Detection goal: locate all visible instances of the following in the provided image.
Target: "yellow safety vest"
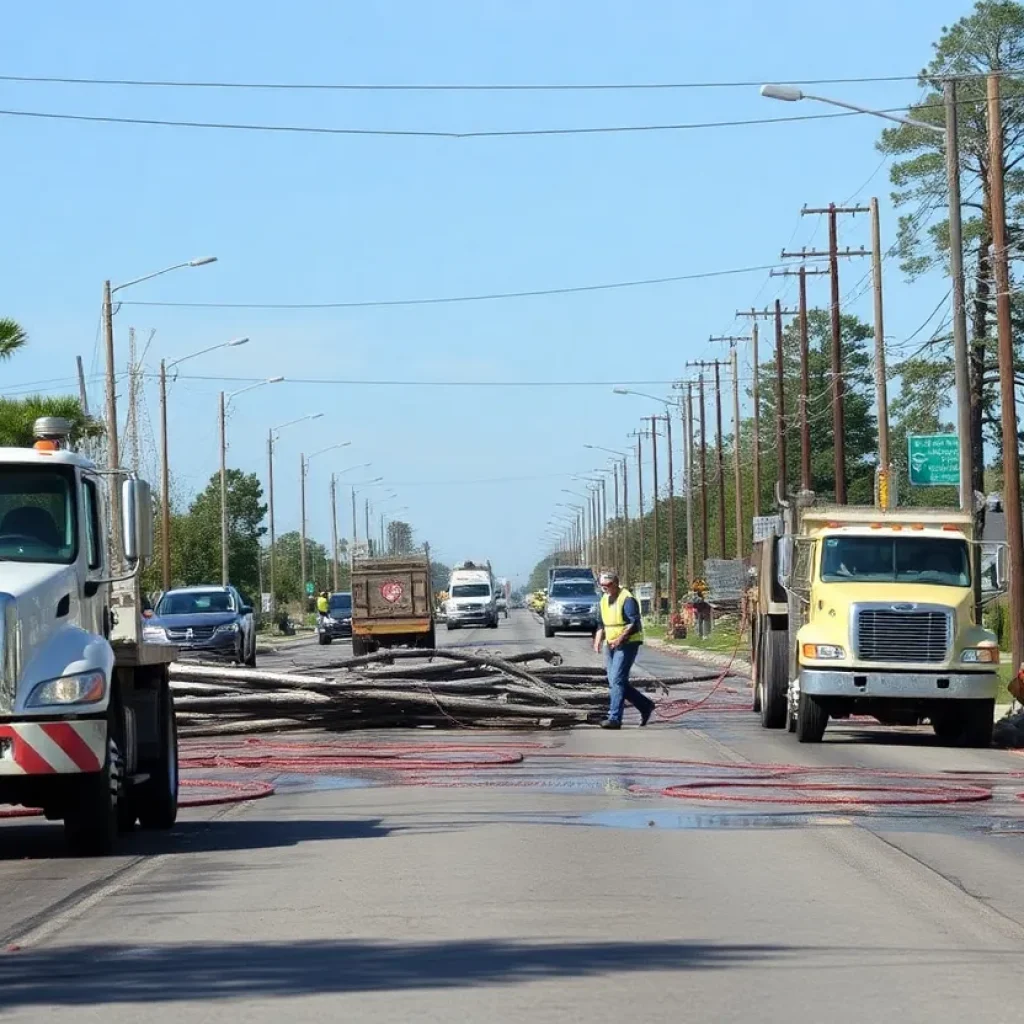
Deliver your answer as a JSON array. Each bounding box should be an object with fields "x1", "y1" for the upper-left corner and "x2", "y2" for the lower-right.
[
  {"x1": 316, "y1": 596, "x2": 329, "y2": 614},
  {"x1": 600, "y1": 588, "x2": 643, "y2": 645}
]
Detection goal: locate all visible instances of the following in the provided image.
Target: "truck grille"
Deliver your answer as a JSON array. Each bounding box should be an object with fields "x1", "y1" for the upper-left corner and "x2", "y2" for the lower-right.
[
  {"x1": 167, "y1": 625, "x2": 217, "y2": 642},
  {"x1": 855, "y1": 608, "x2": 951, "y2": 664},
  {"x1": 564, "y1": 604, "x2": 595, "y2": 615}
]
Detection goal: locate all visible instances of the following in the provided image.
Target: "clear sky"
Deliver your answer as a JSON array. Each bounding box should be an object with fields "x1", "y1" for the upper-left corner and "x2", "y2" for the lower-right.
[{"x1": 2, "y1": 0, "x2": 972, "y2": 586}]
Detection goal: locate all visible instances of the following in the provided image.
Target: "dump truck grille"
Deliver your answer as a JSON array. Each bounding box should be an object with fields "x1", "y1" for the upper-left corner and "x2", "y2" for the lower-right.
[{"x1": 854, "y1": 608, "x2": 951, "y2": 664}]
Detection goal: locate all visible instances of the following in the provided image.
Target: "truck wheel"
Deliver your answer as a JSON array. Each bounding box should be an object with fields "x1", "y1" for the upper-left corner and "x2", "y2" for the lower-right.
[
  {"x1": 751, "y1": 624, "x2": 762, "y2": 713},
  {"x1": 423, "y1": 625, "x2": 436, "y2": 650},
  {"x1": 318, "y1": 633, "x2": 330, "y2": 646},
  {"x1": 64, "y1": 727, "x2": 122, "y2": 856},
  {"x1": 489, "y1": 616, "x2": 499, "y2": 629},
  {"x1": 796, "y1": 691, "x2": 828, "y2": 743},
  {"x1": 760, "y1": 627, "x2": 787, "y2": 729},
  {"x1": 933, "y1": 700, "x2": 994, "y2": 748},
  {"x1": 352, "y1": 636, "x2": 366, "y2": 656},
  {"x1": 544, "y1": 624, "x2": 555, "y2": 639},
  {"x1": 137, "y1": 679, "x2": 179, "y2": 830}
]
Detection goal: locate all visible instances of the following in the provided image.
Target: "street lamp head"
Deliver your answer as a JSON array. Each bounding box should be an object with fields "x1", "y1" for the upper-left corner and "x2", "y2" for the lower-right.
[
  {"x1": 189, "y1": 256, "x2": 218, "y2": 267},
  {"x1": 228, "y1": 337, "x2": 249, "y2": 347},
  {"x1": 760, "y1": 84, "x2": 804, "y2": 102},
  {"x1": 266, "y1": 376, "x2": 285, "y2": 384},
  {"x1": 612, "y1": 388, "x2": 630, "y2": 395},
  {"x1": 310, "y1": 412, "x2": 325, "y2": 421}
]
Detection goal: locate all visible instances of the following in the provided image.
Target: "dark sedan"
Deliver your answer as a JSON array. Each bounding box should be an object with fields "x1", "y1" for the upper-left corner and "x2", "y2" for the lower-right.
[
  {"x1": 144, "y1": 586, "x2": 256, "y2": 665},
  {"x1": 317, "y1": 592, "x2": 353, "y2": 645}
]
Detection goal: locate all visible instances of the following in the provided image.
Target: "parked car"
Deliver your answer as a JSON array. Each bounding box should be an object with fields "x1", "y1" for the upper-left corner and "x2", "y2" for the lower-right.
[
  {"x1": 317, "y1": 591, "x2": 353, "y2": 644},
  {"x1": 543, "y1": 579, "x2": 601, "y2": 638},
  {"x1": 143, "y1": 585, "x2": 257, "y2": 665},
  {"x1": 987, "y1": 492, "x2": 1004, "y2": 512}
]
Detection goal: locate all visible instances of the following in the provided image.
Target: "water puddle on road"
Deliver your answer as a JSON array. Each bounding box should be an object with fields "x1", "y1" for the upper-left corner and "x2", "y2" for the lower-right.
[{"x1": 271, "y1": 773, "x2": 377, "y2": 792}]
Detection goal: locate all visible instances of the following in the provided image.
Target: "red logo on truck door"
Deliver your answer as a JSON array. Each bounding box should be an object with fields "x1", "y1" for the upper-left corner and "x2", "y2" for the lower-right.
[{"x1": 380, "y1": 581, "x2": 404, "y2": 604}]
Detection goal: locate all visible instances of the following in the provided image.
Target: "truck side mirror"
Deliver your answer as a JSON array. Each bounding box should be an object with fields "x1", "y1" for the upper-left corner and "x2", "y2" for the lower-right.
[
  {"x1": 979, "y1": 541, "x2": 1008, "y2": 602},
  {"x1": 121, "y1": 479, "x2": 154, "y2": 563}
]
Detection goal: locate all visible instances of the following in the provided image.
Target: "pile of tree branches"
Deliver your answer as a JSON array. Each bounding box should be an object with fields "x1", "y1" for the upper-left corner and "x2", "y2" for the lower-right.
[{"x1": 169, "y1": 648, "x2": 719, "y2": 736}]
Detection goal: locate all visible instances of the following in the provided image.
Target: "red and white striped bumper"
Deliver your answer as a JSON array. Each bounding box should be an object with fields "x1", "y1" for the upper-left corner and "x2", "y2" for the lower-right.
[{"x1": 0, "y1": 721, "x2": 106, "y2": 775}]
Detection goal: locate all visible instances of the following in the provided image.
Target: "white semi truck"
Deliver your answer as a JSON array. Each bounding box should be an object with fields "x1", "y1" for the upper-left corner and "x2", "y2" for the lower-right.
[{"x1": 0, "y1": 417, "x2": 178, "y2": 854}]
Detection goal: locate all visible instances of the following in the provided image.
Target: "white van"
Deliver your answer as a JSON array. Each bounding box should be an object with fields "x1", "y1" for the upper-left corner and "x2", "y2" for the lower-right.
[{"x1": 446, "y1": 562, "x2": 498, "y2": 630}]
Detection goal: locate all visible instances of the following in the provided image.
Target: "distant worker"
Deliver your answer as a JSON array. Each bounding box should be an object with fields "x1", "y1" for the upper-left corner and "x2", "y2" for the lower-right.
[
  {"x1": 593, "y1": 570, "x2": 654, "y2": 730},
  {"x1": 316, "y1": 590, "x2": 329, "y2": 622}
]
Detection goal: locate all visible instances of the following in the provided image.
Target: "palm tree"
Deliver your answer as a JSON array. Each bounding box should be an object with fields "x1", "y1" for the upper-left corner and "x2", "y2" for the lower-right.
[{"x1": 0, "y1": 319, "x2": 27, "y2": 361}]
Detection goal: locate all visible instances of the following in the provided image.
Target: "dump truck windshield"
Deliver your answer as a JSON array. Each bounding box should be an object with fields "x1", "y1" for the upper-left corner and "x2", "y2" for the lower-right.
[
  {"x1": 0, "y1": 466, "x2": 77, "y2": 564},
  {"x1": 820, "y1": 536, "x2": 970, "y2": 588}
]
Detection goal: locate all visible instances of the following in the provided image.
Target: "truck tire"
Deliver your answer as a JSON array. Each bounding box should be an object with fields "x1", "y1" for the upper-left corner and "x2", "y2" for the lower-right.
[
  {"x1": 318, "y1": 632, "x2": 331, "y2": 645},
  {"x1": 759, "y1": 627, "x2": 788, "y2": 729},
  {"x1": 796, "y1": 690, "x2": 828, "y2": 743},
  {"x1": 137, "y1": 679, "x2": 179, "y2": 830},
  {"x1": 352, "y1": 635, "x2": 366, "y2": 656},
  {"x1": 932, "y1": 699, "x2": 994, "y2": 748},
  {"x1": 544, "y1": 624, "x2": 555, "y2": 639},
  {"x1": 489, "y1": 616, "x2": 499, "y2": 629},
  {"x1": 751, "y1": 624, "x2": 762, "y2": 713},
  {"x1": 64, "y1": 717, "x2": 122, "y2": 856},
  {"x1": 423, "y1": 625, "x2": 436, "y2": 650}
]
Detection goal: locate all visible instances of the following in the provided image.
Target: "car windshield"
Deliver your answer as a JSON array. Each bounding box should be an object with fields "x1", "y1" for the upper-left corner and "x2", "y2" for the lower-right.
[
  {"x1": 551, "y1": 583, "x2": 599, "y2": 598},
  {"x1": 329, "y1": 594, "x2": 352, "y2": 614},
  {"x1": 0, "y1": 466, "x2": 77, "y2": 564},
  {"x1": 819, "y1": 536, "x2": 970, "y2": 587},
  {"x1": 452, "y1": 584, "x2": 490, "y2": 597},
  {"x1": 157, "y1": 591, "x2": 236, "y2": 615},
  {"x1": 552, "y1": 568, "x2": 593, "y2": 581}
]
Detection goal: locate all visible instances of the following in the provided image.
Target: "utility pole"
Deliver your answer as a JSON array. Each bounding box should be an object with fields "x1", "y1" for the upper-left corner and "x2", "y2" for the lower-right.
[
  {"x1": 662, "y1": 410, "x2": 677, "y2": 608},
  {"x1": 738, "y1": 306, "x2": 799, "y2": 503},
  {"x1": 621, "y1": 455, "x2": 630, "y2": 585},
  {"x1": 299, "y1": 454, "x2": 308, "y2": 602},
  {"x1": 769, "y1": 267, "x2": 829, "y2": 494},
  {"x1": 612, "y1": 463, "x2": 621, "y2": 573},
  {"x1": 784, "y1": 204, "x2": 869, "y2": 504},
  {"x1": 988, "y1": 72, "x2": 1024, "y2": 677},
  {"x1": 76, "y1": 355, "x2": 90, "y2": 416},
  {"x1": 644, "y1": 416, "x2": 662, "y2": 612},
  {"x1": 684, "y1": 384, "x2": 695, "y2": 584},
  {"x1": 698, "y1": 377, "x2": 708, "y2": 562},
  {"x1": 219, "y1": 391, "x2": 229, "y2": 585},
  {"x1": 709, "y1": 340, "x2": 749, "y2": 558},
  {"x1": 330, "y1": 474, "x2": 339, "y2": 591},
  {"x1": 945, "y1": 77, "x2": 975, "y2": 514},
  {"x1": 733, "y1": 316, "x2": 764, "y2": 516},
  {"x1": 629, "y1": 430, "x2": 647, "y2": 584},
  {"x1": 351, "y1": 487, "x2": 358, "y2": 548},
  {"x1": 689, "y1": 360, "x2": 729, "y2": 558},
  {"x1": 870, "y1": 196, "x2": 890, "y2": 501},
  {"x1": 159, "y1": 359, "x2": 171, "y2": 590},
  {"x1": 102, "y1": 279, "x2": 122, "y2": 565},
  {"x1": 268, "y1": 432, "x2": 276, "y2": 614}
]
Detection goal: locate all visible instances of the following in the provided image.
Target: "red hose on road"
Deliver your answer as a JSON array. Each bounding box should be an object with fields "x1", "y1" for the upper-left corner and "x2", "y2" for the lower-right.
[{"x1": 657, "y1": 779, "x2": 993, "y2": 805}]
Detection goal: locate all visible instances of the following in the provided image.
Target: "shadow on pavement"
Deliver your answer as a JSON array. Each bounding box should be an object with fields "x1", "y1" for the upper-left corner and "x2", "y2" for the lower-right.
[{"x1": 0, "y1": 938, "x2": 795, "y2": 1005}]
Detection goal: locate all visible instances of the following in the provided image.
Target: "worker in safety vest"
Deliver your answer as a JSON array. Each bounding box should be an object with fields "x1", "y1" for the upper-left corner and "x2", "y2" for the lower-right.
[
  {"x1": 316, "y1": 591, "x2": 330, "y2": 621},
  {"x1": 593, "y1": 570, "x2": 655, "y2": 729}
]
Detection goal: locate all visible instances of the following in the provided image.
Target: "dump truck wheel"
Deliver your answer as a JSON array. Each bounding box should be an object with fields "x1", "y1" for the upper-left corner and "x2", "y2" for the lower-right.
[
  {"x1": 796, "y1": 690, "x2": 828, "y2": 743},
  {"x1": 934, "y1": 699, "x2": 994, "y2": 748},
  {"x1": 138, "y1": 680, "x2": 179, "y2": 830},
  {"x1": 751, "y1": 624, "x2": 762, "y2": 713},
  {"x1": 759, "y1": 627, "x2": 787, "y2": 729}
]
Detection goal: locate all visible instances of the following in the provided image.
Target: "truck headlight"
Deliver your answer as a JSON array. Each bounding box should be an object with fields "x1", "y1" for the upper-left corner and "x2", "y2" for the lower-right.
[
  {"x1": 961, "y1": 648, "x2": 999, "y2": 664},
  {"x1": 802, "y1": 643, "x2": 845, "y2": 660},
  {"x1": 143, "y1": 625, "x2": 168, "y2": 643},
  {"x1": 27, "y1": 669, "x2": 106, "y2": 707},
  {"x1": 214, "y1": 622, "x2": 240, "y2": 635}
]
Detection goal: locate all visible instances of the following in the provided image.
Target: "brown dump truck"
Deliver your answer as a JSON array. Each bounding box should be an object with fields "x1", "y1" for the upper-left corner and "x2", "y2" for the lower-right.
[{"x1": 350, "y1": 550, "x2": 435, "y2": 656}]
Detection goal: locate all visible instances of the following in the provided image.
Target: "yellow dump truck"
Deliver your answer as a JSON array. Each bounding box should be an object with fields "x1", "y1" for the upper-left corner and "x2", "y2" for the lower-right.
[
  {"x1": 749, "y1": 505, "x2": 1006, "y2": 746},
  {"x1": 351, "y1": 550, "x2": 435, "y2": 656}
]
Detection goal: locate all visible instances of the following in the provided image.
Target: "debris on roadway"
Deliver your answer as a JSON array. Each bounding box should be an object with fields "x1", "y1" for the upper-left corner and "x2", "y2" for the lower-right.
[{"x1": 169, "y1": 648, "x2": 721, "y2": 735}]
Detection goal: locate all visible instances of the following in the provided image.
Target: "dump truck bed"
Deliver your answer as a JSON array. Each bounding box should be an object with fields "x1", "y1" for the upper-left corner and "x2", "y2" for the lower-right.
[{"x1": 351, "y1": 554, "x2": 433, "y2": 645}]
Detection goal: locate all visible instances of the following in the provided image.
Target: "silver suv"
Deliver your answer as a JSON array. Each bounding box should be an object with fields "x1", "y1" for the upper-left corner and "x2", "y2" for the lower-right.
[{"x1": 544, "y1": 579, "x2": 601, "y2": 638}]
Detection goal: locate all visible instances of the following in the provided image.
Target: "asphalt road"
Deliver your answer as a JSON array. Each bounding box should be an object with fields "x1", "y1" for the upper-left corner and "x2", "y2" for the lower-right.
[{"x1": 2, "y1": 610, "x2": 1024, "y2": 1022}]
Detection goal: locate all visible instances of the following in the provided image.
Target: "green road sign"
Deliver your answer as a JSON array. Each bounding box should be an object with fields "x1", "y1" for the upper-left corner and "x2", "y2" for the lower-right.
[
  {"x1": 908, "y1": 434, "x2": 959, "y2": 486},
  {"x1": 305, "y1": 581, "x2": 315, "y2": 596}
]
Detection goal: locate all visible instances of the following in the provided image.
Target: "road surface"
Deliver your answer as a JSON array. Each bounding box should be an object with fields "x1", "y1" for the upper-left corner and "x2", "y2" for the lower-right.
[{"x1": 1, "y1": 610, "x2": 1023, "y2": 1022}]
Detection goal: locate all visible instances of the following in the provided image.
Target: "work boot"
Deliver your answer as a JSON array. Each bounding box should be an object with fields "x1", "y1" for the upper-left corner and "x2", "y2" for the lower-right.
[
  {"x1": 599, "y1": 720, "x2": 622, "y2": 730},
  {"x1": 640, "y1": 704, "x2": 655, "y2": 727}
]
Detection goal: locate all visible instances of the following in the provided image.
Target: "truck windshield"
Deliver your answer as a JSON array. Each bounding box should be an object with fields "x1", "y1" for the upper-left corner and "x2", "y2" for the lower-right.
[
  {"x1": 820, "y1": 536, "x2": 970, "y2": 587},
  {"x1": 551, "y1": 583, "x2": 599, "y2": 598},
  {"x1": 0, "y1": 466, "x2": 76, "y2": 564},
  {"x1": 452, "y1": 584, "x2": 490, "y2": 597}
]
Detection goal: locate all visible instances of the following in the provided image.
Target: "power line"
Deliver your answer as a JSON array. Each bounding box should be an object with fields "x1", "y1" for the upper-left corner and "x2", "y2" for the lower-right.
[
  {"x1": 147, "y1": 373, "x2": 695, "y2": 388},
  {"x1": 0, "y1": 99, "x2": 985, "y2": 140},
  {"x1": 120, "y1": 259, "x2": 826, "y2": 310}
]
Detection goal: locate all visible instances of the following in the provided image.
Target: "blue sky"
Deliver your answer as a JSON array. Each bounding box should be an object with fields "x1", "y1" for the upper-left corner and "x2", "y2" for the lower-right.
[{"x1": 3, "y1": 0, "x2": 971, "y2": 585}]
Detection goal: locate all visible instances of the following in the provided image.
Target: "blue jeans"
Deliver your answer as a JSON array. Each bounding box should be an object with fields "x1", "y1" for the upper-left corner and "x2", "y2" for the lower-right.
[{"x1": 604, "y1": 643, "x2": 653, "y2": 723}]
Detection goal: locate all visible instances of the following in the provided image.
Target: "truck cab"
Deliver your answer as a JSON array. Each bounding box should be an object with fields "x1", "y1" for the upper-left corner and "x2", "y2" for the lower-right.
[
  {"x1": 761, "y1": 506, "x2": 1005, "y2": 745},
  {"x1": 0, "y1": 418, "x2": 178, "y2": 853}
]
